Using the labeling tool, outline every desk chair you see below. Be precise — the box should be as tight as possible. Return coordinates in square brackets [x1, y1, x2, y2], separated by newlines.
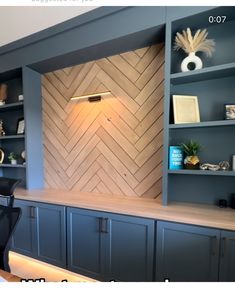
[0, 205, 22, 272]
[0, 178, 21, 207]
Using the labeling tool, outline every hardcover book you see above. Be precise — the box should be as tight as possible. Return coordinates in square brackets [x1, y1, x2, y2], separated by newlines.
[169, 146, 183, 170]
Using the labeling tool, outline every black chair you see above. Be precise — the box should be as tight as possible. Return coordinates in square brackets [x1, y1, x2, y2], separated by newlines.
[0, 177, 21, 207]
[0, 205, 22, 272]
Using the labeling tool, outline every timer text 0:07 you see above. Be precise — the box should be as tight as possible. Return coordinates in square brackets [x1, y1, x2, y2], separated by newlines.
[209, 16, 226, 23]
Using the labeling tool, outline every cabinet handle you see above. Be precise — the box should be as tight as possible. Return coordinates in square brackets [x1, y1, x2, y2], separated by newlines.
[221, 237, 227, 257]
[211, 236, 217, 256]
[30, 206, 36, 219]
[100, 217, 109, 233]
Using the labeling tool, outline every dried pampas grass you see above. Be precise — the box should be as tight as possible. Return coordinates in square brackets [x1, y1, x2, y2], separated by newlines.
[174, 28, 215, 57]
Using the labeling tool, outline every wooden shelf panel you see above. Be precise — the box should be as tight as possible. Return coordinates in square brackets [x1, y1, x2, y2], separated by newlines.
[169, 120, 235, 129]
[0, 102, 24, 112]
[170, 62, 235, 85]
[168, 169, 235, 176]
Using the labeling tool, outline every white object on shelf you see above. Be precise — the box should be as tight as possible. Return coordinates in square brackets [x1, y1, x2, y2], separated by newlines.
[181, 52, 203, 72]
[18, 94, 24, 101]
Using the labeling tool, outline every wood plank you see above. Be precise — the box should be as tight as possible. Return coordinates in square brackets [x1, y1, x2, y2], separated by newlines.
[97, 155, 137, 197]
[97, 181, 113, 195]
[97, 141, 139, 189]
[65, 103, 100, 153]
[66, 133, 100, 174]
[135, 46, 149, 58]
[101, 100, 139, 144]
[135, 82, 164, 122]
[42, 86, 67, 120]
[71, 161, 101, 191]
[121, 50, 140, 67]
[134, 147, 163, 182]
[97, 168, 124, 196]
[77, 169, 100, 192]
[98, 114, 139, 159]
[135, 47, 165, 89]
[135, 99, 164, 139]
[135, 64, 164, 106]
[67, 147, 100, 188]
[96, 127, 139, 174]
[135, 43, 164, 73]
[134, 163, 163, 196]
[134, 131, 163, 167]
[96, 69, 140, 114]
[141, 178, 162, 199]
[108, 54, 141, 83]
[135, 115, 163, 152]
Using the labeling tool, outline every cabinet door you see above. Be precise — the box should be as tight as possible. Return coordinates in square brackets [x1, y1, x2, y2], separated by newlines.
[36, 203, 66, 268]
[156, 221, 220, 281]
[67, 208, 106, 280]
[219, 230, 235, 281]
[106, 213, 154, 282]
[12, 199, 37, 257]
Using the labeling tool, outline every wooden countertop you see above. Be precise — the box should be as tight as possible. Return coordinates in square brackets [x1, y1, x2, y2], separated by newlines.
[15, 188, 235, 231]
[0, 269, 21, 282]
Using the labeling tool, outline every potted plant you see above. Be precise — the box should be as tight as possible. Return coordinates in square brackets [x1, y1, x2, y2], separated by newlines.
[181, 140, 201, 169]
[8, 152, 17, 165]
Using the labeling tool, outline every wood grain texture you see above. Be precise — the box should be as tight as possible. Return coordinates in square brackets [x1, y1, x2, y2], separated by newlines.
[42, 43, 164, 198]
[15, 189, 235, 231]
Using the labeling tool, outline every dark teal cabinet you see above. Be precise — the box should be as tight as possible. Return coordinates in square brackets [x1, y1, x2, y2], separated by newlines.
[67, 207, 154, 281]
[156, 221, 220, 281]
[219, 230, 235, 282]
[12, 199, 66, 268]
[67, 208, 106, 280]
[106, 213, 154, 281]
[12, 200, 37, 257]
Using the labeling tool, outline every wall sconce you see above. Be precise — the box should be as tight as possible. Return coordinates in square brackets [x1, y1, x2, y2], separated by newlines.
[70, 91, 111, 102]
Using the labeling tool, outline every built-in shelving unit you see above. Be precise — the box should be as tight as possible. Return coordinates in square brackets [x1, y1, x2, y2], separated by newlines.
[0, 66, 43, 189]
[163, 7, 235, 206]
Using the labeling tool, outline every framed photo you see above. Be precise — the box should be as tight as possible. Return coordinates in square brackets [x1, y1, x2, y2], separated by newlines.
[173, 95, 200, 124]
[16, 118, 25, 134]
[225, 104, 235, 120]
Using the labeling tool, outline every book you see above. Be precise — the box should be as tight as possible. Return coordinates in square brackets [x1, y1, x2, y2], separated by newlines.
[169, 146, 183, 170]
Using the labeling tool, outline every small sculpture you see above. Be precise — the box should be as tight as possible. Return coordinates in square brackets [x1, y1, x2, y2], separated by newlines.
[0, 84, 7, 105]
[0, 120, 5, 136]
[200, 161, 230, 171]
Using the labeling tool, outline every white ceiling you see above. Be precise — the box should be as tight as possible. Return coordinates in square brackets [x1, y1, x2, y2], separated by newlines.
[0, 6, 98, 47]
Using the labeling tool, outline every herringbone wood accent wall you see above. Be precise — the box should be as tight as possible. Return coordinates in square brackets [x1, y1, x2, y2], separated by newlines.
[42, 43, 164, 198]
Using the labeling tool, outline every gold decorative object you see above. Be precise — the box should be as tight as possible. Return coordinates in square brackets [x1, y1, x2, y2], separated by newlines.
[0, 120, 5, 136]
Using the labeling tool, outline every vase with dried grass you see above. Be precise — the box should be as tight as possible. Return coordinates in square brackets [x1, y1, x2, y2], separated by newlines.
[174, 28, 215, 72]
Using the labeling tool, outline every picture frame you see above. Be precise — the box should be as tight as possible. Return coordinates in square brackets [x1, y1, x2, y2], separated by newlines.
[16, 118, 25, 134]
[173, 95, 200, 124]
[224, 104, 235, 120]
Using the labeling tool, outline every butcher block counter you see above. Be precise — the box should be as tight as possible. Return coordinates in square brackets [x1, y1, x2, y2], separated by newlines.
[15, 188, 235, 231]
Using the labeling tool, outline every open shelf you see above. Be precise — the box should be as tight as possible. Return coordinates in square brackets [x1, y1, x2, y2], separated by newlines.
[0, 135, 25, 140]
[0, 164, 26, 168]
[170, 62, 235, 85]
[0, 102, 23, 112]
[168, 169, 235, 177]
[169, 120, 235, 129]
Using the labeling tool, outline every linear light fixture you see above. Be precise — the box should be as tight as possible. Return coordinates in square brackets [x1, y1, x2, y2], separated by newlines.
[70, 91, 111, 102]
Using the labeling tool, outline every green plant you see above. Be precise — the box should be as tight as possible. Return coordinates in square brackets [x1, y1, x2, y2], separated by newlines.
[8, 152, 17, 161]
[181, 140, 201, 156]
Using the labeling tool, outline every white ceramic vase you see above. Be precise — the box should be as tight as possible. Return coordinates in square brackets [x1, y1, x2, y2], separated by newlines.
[181, 52, 203, 72]
[11, 159, 17, 165]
